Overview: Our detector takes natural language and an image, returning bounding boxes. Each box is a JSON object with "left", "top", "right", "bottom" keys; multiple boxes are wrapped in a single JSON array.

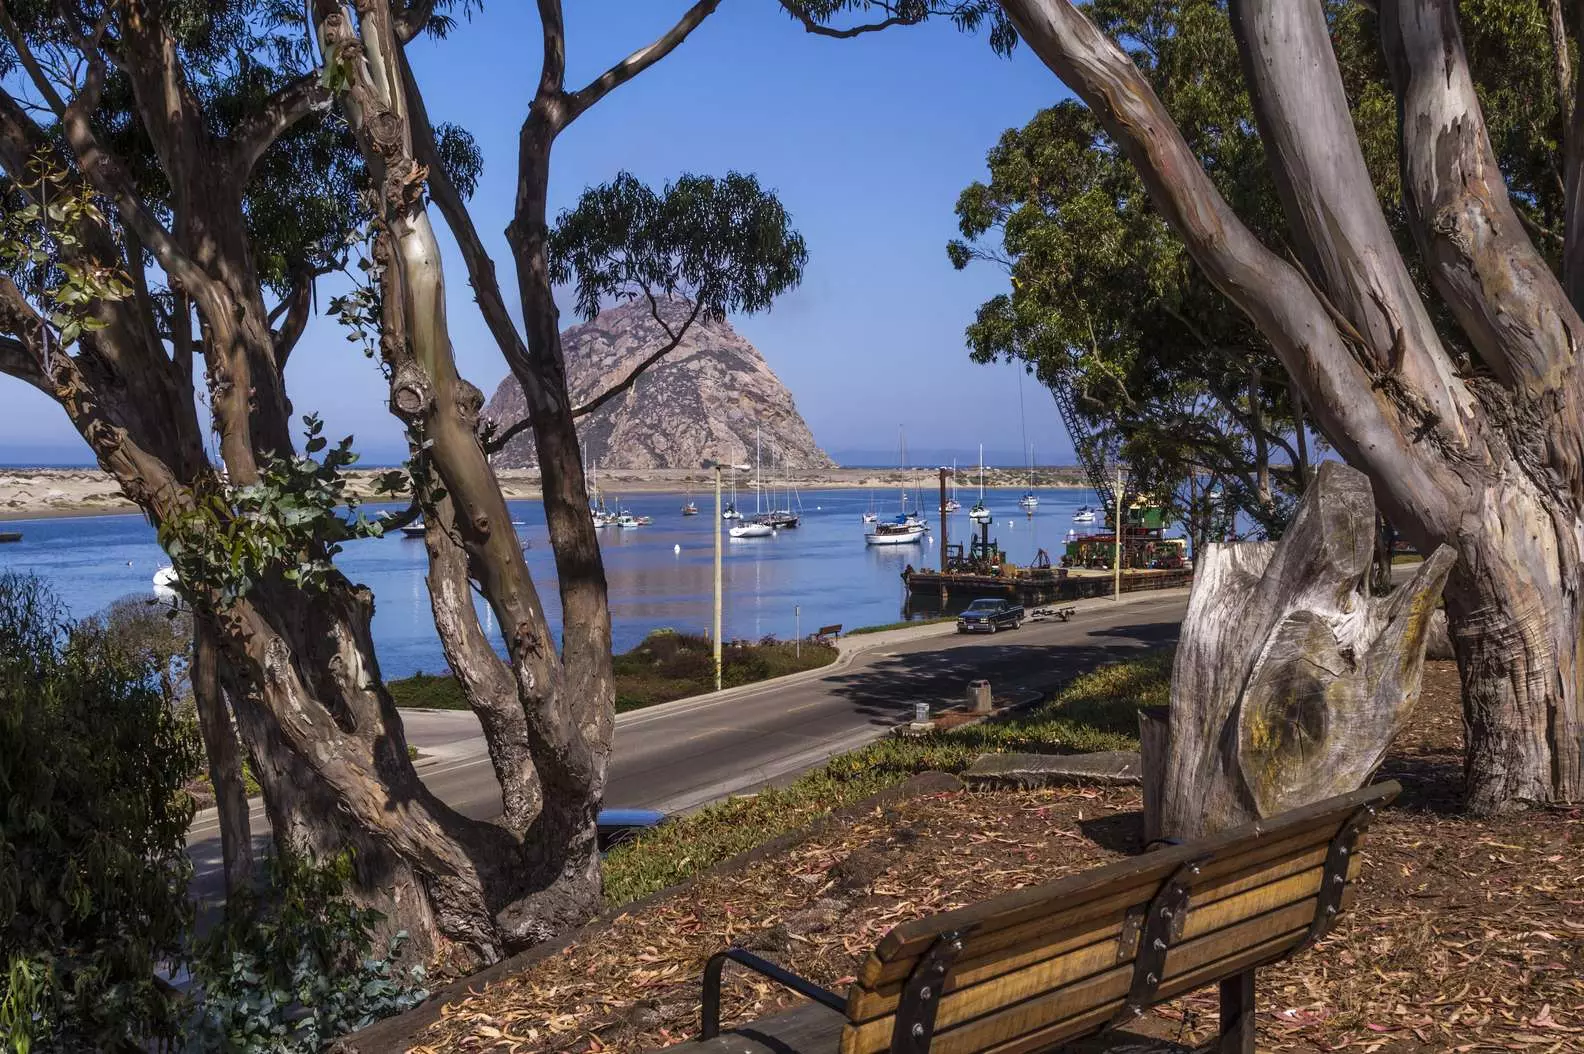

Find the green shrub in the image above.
[
  {"left": 392, "top": 632, "right": 838, "bottom": 714},
  {"left": 184, "top": 852, "right": 427, "bottom": 1052},
  {"left": 0, "top": 573, "right": 201, "bottom": 1053}
]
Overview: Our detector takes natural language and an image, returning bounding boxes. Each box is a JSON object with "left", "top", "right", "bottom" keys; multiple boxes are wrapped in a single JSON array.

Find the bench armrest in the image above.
[{"left": 701, "top": 949, "right": 846, "bottom": 1039}]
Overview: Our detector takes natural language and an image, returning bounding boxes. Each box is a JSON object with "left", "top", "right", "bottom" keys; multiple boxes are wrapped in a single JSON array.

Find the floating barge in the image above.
[
  {"left": 0, "top": 531, "right": 20, "bottom": 544},
  {"left": 903, "top": 565, "right": 1192, "bottom": 607}
]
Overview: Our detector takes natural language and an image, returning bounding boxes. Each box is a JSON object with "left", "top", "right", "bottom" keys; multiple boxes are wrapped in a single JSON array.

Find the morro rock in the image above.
[{"left": 484, "top": 299, "right": 833, "bottom": 470}]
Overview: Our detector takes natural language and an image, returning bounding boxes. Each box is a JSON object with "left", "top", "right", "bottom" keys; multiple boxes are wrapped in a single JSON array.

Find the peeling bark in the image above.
[{"left": 999, "top": 0, "right": 1584, "bottom": 809}]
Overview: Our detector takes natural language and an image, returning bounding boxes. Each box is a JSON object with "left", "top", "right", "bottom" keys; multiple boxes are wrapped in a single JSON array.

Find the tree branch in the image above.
[
  {"left": 228, "top": 73, "right": 331, "bottom": 179},
  {"left": 562, "top": 0, "right": 723, "bottom": 125},
  {"left": 271, "top": 267, "right": 314, "bottom": 370},
  {"left": 395, "top": 0, "right": 440, "bottom": 42},
  {"left": 397, "top": 47, "right": 529, "bottom": 367},
  {"left": 1379, "top": 0, "right": 1584, "bottom": 446},
  {"left": 1546, "top": 0, "right": 1572, "bottom": 130},
  {"left": 997, "top": 0, "right": 1469, "bottom": 542},
  {"left": 537, "top": 0, "right": 567, "bottom": 95},
  {"left": 778, "top": 0, "right": 919, "bottom": 38},
  {"left": 0, "top": 281, "right": 51, "bottom": 394}
]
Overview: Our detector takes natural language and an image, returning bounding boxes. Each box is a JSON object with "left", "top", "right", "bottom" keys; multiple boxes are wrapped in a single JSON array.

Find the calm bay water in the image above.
[{"left": 1, "top": 487, "right": 1117, "bottom": 678}]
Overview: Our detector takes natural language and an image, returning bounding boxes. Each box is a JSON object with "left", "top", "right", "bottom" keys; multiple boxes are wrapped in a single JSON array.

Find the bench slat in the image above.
[
  {"left": 842, "top": 888, "right": 1356, "bottom": 1054},
  {"left": 858, "top": 819, "right": 1360, "bottom": 993},
  {"left": 844, "top": 855, "right": 1360, "bottom": 1036}
]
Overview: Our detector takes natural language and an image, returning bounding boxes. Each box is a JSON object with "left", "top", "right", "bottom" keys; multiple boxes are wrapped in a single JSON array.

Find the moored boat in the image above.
[
  {"left": 399, "top": 521, "right": 427, "bottom": 537},
  {"left": 865, "top": 516, "right": 925, "bottom": 546},
  {"left": 1073, "top": 505, "right": 1096, "bottom": 524},
  {"left": 729, "top": 520, "right": 774, "bottom": 538},
  {"left": 0, "top": 531, "right": 19, "bottom": 543},
  {"left": 682, "top": 502, "right": 699, "bottom": 516}
]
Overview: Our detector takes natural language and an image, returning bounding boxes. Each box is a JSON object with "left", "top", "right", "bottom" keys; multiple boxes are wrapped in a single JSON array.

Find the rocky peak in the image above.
[{"left": 484, "top": 299, "right": 833, "bottom": 471}]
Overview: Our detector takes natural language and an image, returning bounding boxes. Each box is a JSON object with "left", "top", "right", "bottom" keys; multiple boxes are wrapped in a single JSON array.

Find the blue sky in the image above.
[{"left": 2, "top": 2, "right": 1079, "bottom": 467}]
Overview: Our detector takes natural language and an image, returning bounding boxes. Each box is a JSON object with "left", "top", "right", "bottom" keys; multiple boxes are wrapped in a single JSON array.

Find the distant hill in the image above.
[{"left": 484, "top": 299, "right": 833, "bottom": 471}]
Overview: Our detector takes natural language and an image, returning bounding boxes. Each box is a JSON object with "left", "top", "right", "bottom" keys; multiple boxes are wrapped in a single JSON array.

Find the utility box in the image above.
[{"left": 967, "top": 679, "right": 993, "bottom": 713}]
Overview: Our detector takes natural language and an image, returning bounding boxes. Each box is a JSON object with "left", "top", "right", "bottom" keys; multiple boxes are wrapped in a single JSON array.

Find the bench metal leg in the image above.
[
  {"left": 701, "top": 948, "right": 846, "bottom": 1039},
  {"left": 1217, "top": 969, "right": 1256, "bottom": 1054}
]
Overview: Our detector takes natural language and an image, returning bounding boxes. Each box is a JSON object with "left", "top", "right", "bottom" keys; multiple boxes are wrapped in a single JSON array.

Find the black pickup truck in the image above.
[{"left": 956, "top": 597, "right": 1024, "bottom": 633}]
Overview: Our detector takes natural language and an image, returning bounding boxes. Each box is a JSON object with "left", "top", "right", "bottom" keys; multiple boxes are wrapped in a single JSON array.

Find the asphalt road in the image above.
[{"left": 186, "top": 589, "right": 1188, "bottom": 903}]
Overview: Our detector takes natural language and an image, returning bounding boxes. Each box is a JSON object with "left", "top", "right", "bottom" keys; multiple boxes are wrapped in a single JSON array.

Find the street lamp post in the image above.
[
  {"left": 714, "top": 464, "right": 723, "bottom": 691},
  {"left": 704, "top": 460, "right": 749, "bottom": 692},
  {"left": 1113, "top": 468, "right": 1125, "bottom": 601}
]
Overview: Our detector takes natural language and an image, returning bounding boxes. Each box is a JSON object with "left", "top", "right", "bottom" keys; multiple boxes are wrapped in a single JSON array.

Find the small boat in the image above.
[
  {"left": 766, "top": 510, "right": 800, "bottom": 529},
  {"left": 1073, "top": 505, "right": 1096, "bottom": 524},
  {"left": 0, "top": 531, "right": 19, "bottom": 543},
  {"left": 969, "top": 445, "right": 992, "bottom": 524},
  {"left": 944, "top": 459, "right": 962, "bottom": 510},
  {"left": 722, "top": 503, "right": 742, "bottom": 520},
  {"left": 865, "top": 516, "right": 926, "bottom": 546},
  {"left": 400, "top": 521, "right": 427, "bottom": 538},
  {"left": 1019, "top": 443, "right": 1039, "bottom": 509},
  {"left": 862, "top": 512, "right": 878, "bottom": 524},
  {"left": 152, "top": 566, "right": 180, "bottom": 602},
  {"left": 681, "top": 502, "right": 699, "bottom": 516},
  {"left": 729, "top": 521, "right": 774, "bottom": 538},
  {"left": 591, "top": 508, "right": 615, "bottom": 528},
  {"left": 944, "top": 498, "right": 962, "bottom": 512},
  {"left": 615, "top": 512, "right": 650, "bottom": 528}
]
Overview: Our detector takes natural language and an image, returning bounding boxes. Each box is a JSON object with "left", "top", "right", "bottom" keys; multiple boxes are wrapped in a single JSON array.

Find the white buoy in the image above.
[{"left": 673, "top": 543, "right": 681, "bottom": 553}]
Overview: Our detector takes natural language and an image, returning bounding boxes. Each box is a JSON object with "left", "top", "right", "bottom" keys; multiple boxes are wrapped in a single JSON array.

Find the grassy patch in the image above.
[
  {"left": 388, "top": 670, "right": 468, "bottom": 710},
  {"left": 386, "top": 630, "right": 839, "bottom": 714},
  {"left": 602, "top": 648, "right": 1172, "bottom": 905},
  {"left": 846, "top": 617, "right": 955, "bottom": 636}
]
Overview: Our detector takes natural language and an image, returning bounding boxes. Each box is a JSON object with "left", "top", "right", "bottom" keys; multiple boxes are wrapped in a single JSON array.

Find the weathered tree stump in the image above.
[{"left": 1154, "top": 461, "right": 1455, "bottom": 841}]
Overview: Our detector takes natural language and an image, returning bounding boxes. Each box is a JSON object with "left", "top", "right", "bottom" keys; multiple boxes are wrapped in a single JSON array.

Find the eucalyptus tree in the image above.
[
  {"left": 988, "top": 0, "right": 1584, "bottom": 811},
  {"left": 0, "top": 0, "right": 804, "bottom": 965},
  {"left": 948, "top": 98, "right": 1308, "bottom": 538}
]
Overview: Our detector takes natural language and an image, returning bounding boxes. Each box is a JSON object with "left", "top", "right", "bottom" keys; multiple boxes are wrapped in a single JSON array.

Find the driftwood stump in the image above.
[{"left": 1149, "top": 461, "right": 1455, "bottom": 841}]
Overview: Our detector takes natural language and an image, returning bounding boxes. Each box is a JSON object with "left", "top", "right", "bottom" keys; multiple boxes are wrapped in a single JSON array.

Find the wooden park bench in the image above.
[
  {"left": 670, "top": 781, "right": 1397, "bottom": 1054},
  {"left": 811, "top": 624, "right": 842, "bottom": 645}
]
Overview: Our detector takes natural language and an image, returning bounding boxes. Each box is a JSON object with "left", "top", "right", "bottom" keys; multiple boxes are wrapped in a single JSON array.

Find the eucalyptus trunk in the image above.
[{"left": 998, "top": 0, "right": 1584, "bottom": 810}]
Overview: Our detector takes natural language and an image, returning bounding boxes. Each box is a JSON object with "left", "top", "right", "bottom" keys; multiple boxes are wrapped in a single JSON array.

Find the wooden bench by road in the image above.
[
  {"left": 811, "top": 624, "right": 842, "bottom": 644},
  {"left": 663, "top": 782, "right": 1398, "bottom": 1054}
]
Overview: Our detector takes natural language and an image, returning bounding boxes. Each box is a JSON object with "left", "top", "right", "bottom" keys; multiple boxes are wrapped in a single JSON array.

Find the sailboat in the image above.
[
  {"left": 681, "top": 482, "right": 699, "bottom": 516},
  {"left": 1072, "top": 505, "right": 1097, "bottom": 524},
  {"left": 730, "top": 426, "right": 775, "bottom": 537},
  {"left": 866, "top": 426, "right": 926, "bottom": 545},
  {"left": 1020, "top": 444, "right": 1040, "bottom": 510},
  {"left": 970, "top": 444, "right": 992, "bottom": 524},
  {"left": 863, "top": 489, "right": 879, "bottom": 524},
  {"left": 944, "top": 458, "right": 962, "bottom": 512},
  {"left": 765, "top": 449, "right": 801, "bottom": 528},
  {"left": 722, "top": 463, "right": 742, "bottom": 519}
]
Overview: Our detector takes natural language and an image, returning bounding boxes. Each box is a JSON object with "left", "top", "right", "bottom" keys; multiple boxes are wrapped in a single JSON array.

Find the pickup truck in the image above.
[{"left": 956, "top": 597, "right": 1024, "bottom": 633}]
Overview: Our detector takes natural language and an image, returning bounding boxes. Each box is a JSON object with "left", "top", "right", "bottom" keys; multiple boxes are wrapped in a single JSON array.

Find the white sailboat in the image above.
[
  {"left": 863, "top": 489, "right": 878, "bottom": 524},
  {"left": 731, "top": 426, "right": 774, "bottom": 537},
  {"left": 1019, "top": 444, "right": 1040, "bottom": 510},
  {"left": 944, "top": 459, "right": 962, "bottom": 511},
  {"left": 722, "top": 464, "right": 742, "bottom": 520},
  {"left": 866, "top": 426, "right": 926, "bottom": 545},
  {"left": 970, "top": 444, "right": 992, "bottom": 523}
]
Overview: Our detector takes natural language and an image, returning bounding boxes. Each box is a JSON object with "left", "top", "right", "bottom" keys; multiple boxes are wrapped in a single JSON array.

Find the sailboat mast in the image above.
[{"left": 755, "top": 425, "right": 762, "bottom": 515}]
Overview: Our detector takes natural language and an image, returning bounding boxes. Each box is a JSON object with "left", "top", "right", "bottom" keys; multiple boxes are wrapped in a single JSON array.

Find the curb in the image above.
[{"left": 332, "top": 771, "right": 966, "bottom": 1054}]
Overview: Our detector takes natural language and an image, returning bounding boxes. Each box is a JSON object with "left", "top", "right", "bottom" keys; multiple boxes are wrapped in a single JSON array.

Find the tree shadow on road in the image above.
[{"left": 814, "top": 618, "right": 1182, "bottom": 729}]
